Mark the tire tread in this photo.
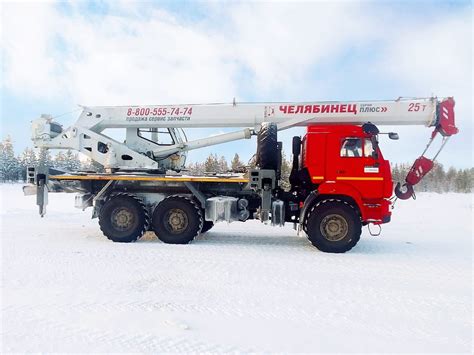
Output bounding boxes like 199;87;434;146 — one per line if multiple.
303;199;361;253
152;195;203;244
98;192;149;243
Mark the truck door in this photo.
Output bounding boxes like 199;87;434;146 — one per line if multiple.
336;136;384;198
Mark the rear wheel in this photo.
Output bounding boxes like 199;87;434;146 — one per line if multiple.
99;193;149;243
304;200;361;253
152;196;203;244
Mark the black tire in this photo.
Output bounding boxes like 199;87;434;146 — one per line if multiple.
201;220;214;233
256;122;278;171
99;193;149;243
303;200;361;253
152;195;203;244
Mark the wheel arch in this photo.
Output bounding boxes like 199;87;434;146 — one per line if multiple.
300;184;364;224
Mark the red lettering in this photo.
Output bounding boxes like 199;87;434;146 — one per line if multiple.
288;105;295;114
304;105;312;113
330;105;339;113
295;105;304;114
279;105;288;113
321;105;330;113
313;105;320;113
340;104;347;113
348;104;357;114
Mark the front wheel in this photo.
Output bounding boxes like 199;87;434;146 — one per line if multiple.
304;200;361;253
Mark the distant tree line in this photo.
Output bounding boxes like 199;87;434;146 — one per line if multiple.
391;163;472;193
0;136;103;182
186;151;293;190
0;136;472;193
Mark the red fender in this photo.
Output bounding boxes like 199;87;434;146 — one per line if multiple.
317;181;365;218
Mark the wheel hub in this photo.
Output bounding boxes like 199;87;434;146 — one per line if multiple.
320;214;348;241
111;207;135;231
166;208;188;234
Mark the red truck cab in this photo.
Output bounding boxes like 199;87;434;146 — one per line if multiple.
301;125;393;225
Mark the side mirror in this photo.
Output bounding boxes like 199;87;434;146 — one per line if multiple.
388;132;399;140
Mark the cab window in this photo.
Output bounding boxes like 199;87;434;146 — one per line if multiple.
340;138;362;157
364;138;375;158
138;128;174;146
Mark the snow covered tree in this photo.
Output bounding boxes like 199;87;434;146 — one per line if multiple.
18;147;38;181
80;155;104;172
470;168;474;192
445;166;457;192
428;163;445;193
187;161;205;175
0;136;20;182
37;147;52;170
454;169;471;193
217;155;228;173
54;151;67;169
388;162;473;193
204;153;219;172
391;163;402;184
231;153;244;172
279;150;292;191
63;149;81;171
51;149;80;171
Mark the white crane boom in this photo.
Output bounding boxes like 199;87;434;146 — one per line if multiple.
77;97;438;130
31;97;456;172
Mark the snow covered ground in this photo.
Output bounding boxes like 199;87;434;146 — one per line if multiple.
0;184;472;353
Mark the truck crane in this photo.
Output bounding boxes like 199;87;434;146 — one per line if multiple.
24;97;458;253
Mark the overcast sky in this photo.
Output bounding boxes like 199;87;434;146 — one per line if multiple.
0;0;472;168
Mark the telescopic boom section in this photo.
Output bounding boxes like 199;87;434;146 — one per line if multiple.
77;97;440;130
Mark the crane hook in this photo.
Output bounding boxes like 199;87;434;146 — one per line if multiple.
394;182;415;200
393;98;457;201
